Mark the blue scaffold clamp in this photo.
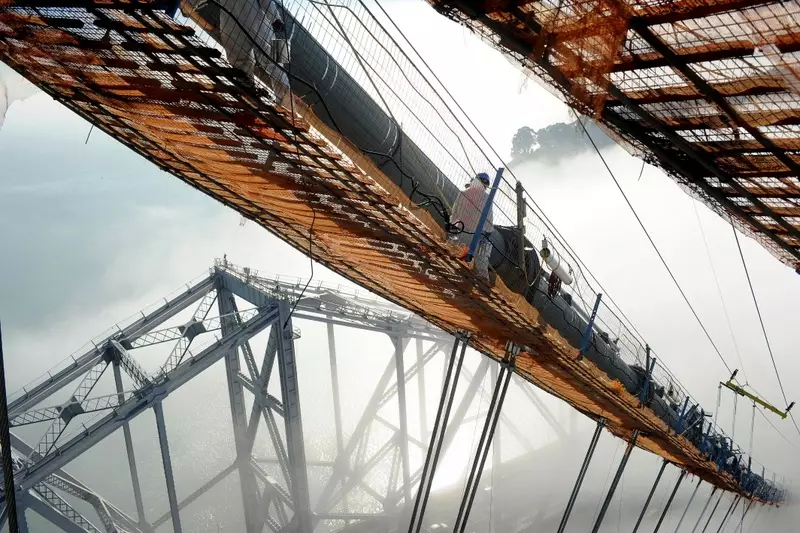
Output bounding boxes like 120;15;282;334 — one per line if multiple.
465;167;504;262
577;293;602;360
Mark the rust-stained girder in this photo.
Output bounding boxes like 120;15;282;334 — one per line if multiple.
428;0;800;272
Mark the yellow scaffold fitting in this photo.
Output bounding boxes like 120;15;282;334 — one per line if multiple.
721;370;795;420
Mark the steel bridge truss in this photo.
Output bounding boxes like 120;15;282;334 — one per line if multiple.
0;261;573;533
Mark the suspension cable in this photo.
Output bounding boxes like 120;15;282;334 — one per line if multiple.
693;200;748;383
730;221;800;438
574;114;733;375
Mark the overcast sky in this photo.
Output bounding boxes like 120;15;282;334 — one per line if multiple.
1;1;800;531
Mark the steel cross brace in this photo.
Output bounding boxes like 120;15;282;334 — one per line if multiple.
7;277;214;418
452;342;519;533
15;306;280;492
407;334;468;533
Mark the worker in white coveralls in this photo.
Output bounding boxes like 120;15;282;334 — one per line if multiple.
450;172;494;282
182;0;291;100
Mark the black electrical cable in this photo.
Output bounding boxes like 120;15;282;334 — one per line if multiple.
730;222;800;438
574;114;734;375
275;0;315;330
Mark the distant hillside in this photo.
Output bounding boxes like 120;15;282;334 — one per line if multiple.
509;119;615;167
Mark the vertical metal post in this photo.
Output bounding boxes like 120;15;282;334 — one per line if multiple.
653;470;687;533
690;486;718;533
673;478;702;533
466;167;504;262
15;505;28;533
676;397;690;436
0;323;20;533
393;335;412;507
640;346;655;406
714;496;739;533
491;362;501;533
452;343;518;533
112;361;146;526
590;430;640;533
154;402;182;533
515;181;527;280
700;490;724;533
632;459;669;533
327;321;348;517
417;338;428;443
556;417;606;533
578;294;603;359
408;335;468;533
219;291;261;533
277;300;313;532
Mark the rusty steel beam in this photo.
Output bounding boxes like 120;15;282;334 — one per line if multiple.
606;83;786;107
628;20;800;246
612;39;800;72
636;0;781;26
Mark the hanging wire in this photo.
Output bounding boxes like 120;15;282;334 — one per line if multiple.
730;220;800;438
692;200;748;383
275;0;317;330
573;113;734;375
748;402;756;462
592;441;621;525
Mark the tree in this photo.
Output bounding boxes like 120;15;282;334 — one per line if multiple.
511;126;537;159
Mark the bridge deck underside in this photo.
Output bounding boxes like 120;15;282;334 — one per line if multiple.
0;0;742;495
428;0;800;271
